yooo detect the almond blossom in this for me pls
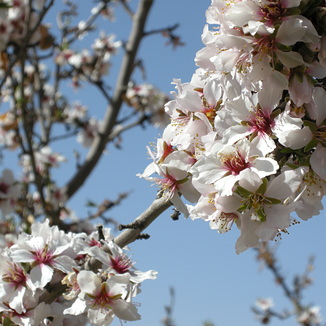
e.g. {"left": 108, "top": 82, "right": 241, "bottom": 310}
{"left": 64, "top": 271, "right": 140, "bottom": 325}
{"left": 0, "top": 219, "right": 155, "bottom": 325}
{"left": 9, "top": 219, "right": 77, "bottom": 288}
{"left": 0, "top": 256, "right": 35, "bottom": 314}
{"left": 141, "top": 0, "right": 325, "bottom": 253}
{"left": 191, "top": 138, "right": 279, "bottom": 197}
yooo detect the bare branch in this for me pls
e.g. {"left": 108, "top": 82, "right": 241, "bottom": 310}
{"left": 62, "top": 0, "right": 154, "bottom": 200}
{"left": 144, "top": 23, "right": 179, "bottom": 37}
{"left": 108, "top": 112, "right": 148, "bottom": 141}
{"left": 114, "top": 196, "right": 172, "bottom": 248}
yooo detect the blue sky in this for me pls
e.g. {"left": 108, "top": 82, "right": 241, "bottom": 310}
{"left": 31, "top": 1, "right": 326, "bottom": 325}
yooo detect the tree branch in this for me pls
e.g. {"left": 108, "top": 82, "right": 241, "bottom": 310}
{"left": 62, "top": 0, "right": 154, "bottom": 200}
{"left": 114, "top": 195, "right": 172, "bottom": 248}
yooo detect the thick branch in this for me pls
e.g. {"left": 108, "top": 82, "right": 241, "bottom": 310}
{"left": 63, "top": 0, "right": 153, "bottom": 200}
{"left": 114, "top": 196, "right": 172, "bottom": 248}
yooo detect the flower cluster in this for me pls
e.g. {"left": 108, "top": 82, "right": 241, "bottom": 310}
{"left": 140, "top": 0, "right": 326, "bottom": 253}
{"left": 55, "top": 32, "right": 121, "bottom": 83}
{"left": 0, "top": 0, "right": 52, "bottom": 51}
{"left": 0, "top": 219, "right": 156, "bottom": 326}
{"left": 125, "top": 82, "right": 170, "bottom": 127}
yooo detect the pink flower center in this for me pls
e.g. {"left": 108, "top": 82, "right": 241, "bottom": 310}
{"left": 248, "top": 108, "right": 274, "bottom": 136}
{"left": 202, "top": 106, "right": 217, "bottom": 122}
{"left": 259, "top": 1, "right": 286, "bottom": 26}
{"left": 221, "top": 151, "right": 250, "bottom": 175}
{"left": 159, "top": 174, "right": 179, "bottom": 195}
{"left": 254, "top": 35, "right": 275, "bottom": 56}
{"left": 89, "top": 238, "right": 102, "bottom": 247}
{"left": 0, "top": 182, "right": 9, "bottom": 194}
{"left": 33, "top": 246, "right": 54, "bottom": 265}
{"left": 2, "top": 263, "right": 27, "bottom": 289}
{"left": 92, "top": 283, "right": 121, "bottom": 309}
{"left": 159, "top": 141, "right": 174, "bottom": 163}
{"left": 110, "top": 255, "right": 133, "bottom": 274}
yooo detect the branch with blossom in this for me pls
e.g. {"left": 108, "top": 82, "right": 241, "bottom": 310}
{"left": 0, "top": 0, "right": 180, "bottom": 324}
{"left": 0, "top": 0, "right": 324, "bottom": 325}
{"left": 253, "top": 244, "right": 324, "bottom": 326}
{"left": 140, "top": 0, "right": 326, "bottom": 253}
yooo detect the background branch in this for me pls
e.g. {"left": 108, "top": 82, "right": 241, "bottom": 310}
{"left": 62, "top": 0, "right": 154, "bottom": 200}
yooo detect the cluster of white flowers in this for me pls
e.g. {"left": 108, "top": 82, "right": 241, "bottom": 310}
{"left": 125, "top": 82, "right": 170, "bottom": 127}
{"left": 55, "top": 32, "right": 121, "bottom": 83}
{"left": 140, "top": 0, "right": 326, "bottom": 253}
{"left": 0, "top": 0, "right": 49, "bottom": 51}
{"left": 0, "top": 219, "right": 156, "bottom": 325}
{"left": 20, "top": 146, "right": 66, "bottom": 182}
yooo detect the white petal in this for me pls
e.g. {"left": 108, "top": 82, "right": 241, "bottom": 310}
{"left": 252, "top": 158, "right": 279, "bottom": 178}
{"left": 276, "top": 18, "right": 306, "bottom": 45}
{"left": 277, "top": 51, "right": 304, "bottom": 68}
{"left": 77, "top": 271, "right": 100, "bottom": 295}
{"left": 10, "top": 249, "right": 34, "bottom": 263}
{"left": 31, "top": 264, "right": 53, "bottom": 288}
{"left": 265, "top": 168, "right": 307, "bottom": 199}
{"left": 64, "top": 298, "right": 87, "bottom": 315}
{"left": 53, "top": 255, "right": 77, "bottom": 274}
{"left": 310, "top": 145, "right": 326, "bottom": 180}
{"left": 111, "top": 299, "right": 141, "bottom": 321}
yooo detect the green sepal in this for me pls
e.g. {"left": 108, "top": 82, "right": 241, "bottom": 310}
{"left": 270, "top": 108, "right": 282, "bottom": 120}
{"left": 303, "top": 120, "right": 318, "bottom": 132}
{"left": 235, "top": 185, "right": 252, "bottom": 198}
{"left": 285, "top": 7, "right": 301, "bottom": 16}
{"left": 278, "top": 155, "right": 288, "bottom": 168}
{"left": 304, "top": 138, "right": 318, "bottom": 152}
{"left": 177, "top": 176, "right": 189, "bottom": 184}
{"left": 286, "top": 162, "right": 300, "bottom": 169}
{"left": 237, "top": 203, "right": 248, "bottom": 213}
{"left": 256, "top": 178, "right": 268, "bottom": 195}
{"left": 256, "top": 207, "right": 266, "bottom": 222}
{"left": 276, "top": 43, "right": 292, "bottom": 52}
{"left": 264, "top": 197, "right": 282, "bottom": 205}
{"left": 3, "top": 316, "right": 15, "bottom": 326}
